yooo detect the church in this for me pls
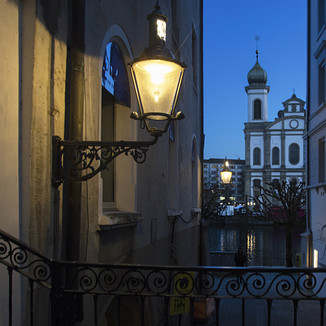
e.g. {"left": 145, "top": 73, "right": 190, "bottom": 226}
{"left": 243, "top": 51, "right": 306, "bottom": 198}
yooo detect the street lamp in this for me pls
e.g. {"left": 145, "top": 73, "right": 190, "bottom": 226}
{"left": 220, "top": 160, "right": 232, "bottom": 185}
{"left": 129, "top": 2, "right": 186, "bottom": 136}
{"left": 52, "top": 1, "right": 186, "bottom": 187}
{"left": 220, "top": 159, "right": 233, "bottom": 208}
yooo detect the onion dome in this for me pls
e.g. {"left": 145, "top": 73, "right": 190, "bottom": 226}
{"left": 247, "top": 50, "right": 267, "bottom": 85}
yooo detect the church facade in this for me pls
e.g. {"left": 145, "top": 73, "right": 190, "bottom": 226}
{"left": 244, "top": 52, "right": 306, "bottom": 199}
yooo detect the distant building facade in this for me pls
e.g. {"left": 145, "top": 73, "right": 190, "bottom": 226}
{"left": 305, "top": 0, "right": 326, "bottom": 268}
{"left": 244, "top": 52, "right": 306, "bottom": 199}
{"left": 204, "top": 158, "right": 245, "bottom": 204}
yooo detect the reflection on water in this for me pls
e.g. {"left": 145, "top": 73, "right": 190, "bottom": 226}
{"left": 208, "top": 222, "right": 304, "bottom": 266}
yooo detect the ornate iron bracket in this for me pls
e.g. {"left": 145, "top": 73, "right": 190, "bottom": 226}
{"left": 52, "top": 135, "right": 158, "bottom": 187}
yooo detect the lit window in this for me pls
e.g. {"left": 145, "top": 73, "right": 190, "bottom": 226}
{"left": 289, "top": 143, "right": 300, "bottom": 165}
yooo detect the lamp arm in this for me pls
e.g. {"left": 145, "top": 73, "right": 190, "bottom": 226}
{"left": 52, "top": 135, "right": 158, "bottom": 187}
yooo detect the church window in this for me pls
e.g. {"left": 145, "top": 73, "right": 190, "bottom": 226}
{"left": 253, "top": 147, "right": 261, "bottom": 165}
{"left": 319, "top": 62, "right": 325, "bottom": 106}
{"left": 253, "top": 99, "right": 262, "bottom": 120}
{"left": 289, "top": 143, "right": 300, "bottom": 165}
{"left": 253, "top": 179, "right": 261, "bottom": 197}
{"left": 319, "top": 137, "right": 325, "bottom": 183}
{"left": 272, "top": 147, "right": 280, "bottom": 165}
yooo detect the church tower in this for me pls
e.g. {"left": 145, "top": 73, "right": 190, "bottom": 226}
{"left": 243, "top": 49, "right": 306, "bottom": 202}
{"left": 245, "top": 50, "right": 270, "bottom": 122}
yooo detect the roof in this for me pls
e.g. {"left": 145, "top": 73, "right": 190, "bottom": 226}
{"left": 247, "top": 51, "right": 268, "bottom": 86}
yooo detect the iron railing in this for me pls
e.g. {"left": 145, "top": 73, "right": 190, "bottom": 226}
{"left": 0, "top": 229, "right": 326, "bottom": 325}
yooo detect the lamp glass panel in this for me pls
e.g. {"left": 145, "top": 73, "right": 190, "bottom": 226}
{"left": 157, "top": 19, "right": 166, "bottom": 41}
{"left": 220, "top": 171, "right": 232, "bottom": 184}
{"left": 131, "top": 59, "right": 184, "bottom": 120}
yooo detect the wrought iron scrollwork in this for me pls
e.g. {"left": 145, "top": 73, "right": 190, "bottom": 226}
{"left": 53, "top": 264, "right": 326, "bottom": 300}
{"left": 0, "top": 230, "right": 52, "bottom": 285}
{"left": 52, "top": 135, "right": 158, "bottom": 187}
{"left": 2, "top": 227, "right": 326, "bottom": 302}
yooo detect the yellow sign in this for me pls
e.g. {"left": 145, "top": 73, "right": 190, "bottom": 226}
{"left": 170, "top": 272, "right": 194, "bottom": 316}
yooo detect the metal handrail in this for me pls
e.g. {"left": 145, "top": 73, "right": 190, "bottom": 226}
{"left": 1, "top": 228, "right": 326, "bottom": 325}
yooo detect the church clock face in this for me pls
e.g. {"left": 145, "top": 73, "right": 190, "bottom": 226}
{"left": 289, "top": 119, "right": 299, "bottom": 129}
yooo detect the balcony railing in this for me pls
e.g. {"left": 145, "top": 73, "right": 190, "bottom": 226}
{"left": 0, "top": 229, "right": 326, "bottom": 325}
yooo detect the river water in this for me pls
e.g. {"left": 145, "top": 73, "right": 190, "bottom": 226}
{"left": 208, "top": 221, "right": 304, "bottom": 267}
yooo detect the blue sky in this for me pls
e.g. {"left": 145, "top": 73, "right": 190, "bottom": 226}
{"left": 203, "top": 0, "right": 307, "bottom": 159}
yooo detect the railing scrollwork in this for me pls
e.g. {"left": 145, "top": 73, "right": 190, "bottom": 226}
{"left": 2, "top": 228, "right": 326, "bottom": 325}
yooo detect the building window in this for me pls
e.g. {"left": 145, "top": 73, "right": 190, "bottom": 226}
{"left": 253, "top": 99, "right": 262, "bottom": 120}
{"left": 272, "top": 147, "right": 280, "bottom": 165}
{"left": 319, "top": 62, "right": 325, "bottom": 106}
{"left": 319, "top": 0, "right": 325, "bottom": 32}
{"left": 101, "top": 41, "right": 133, "bottom": 212}
{"left": 319, "top": 137, "right": 326, "bottom": 183}
{"left": 289, "top": 143, "right": 300, "bottom": 165}
{"left": 102, "top": 42, "right": 130, "bottom": 106}
{"left": 253, "top": 147, "right": 261, "bottom": 165}
{"left": 253, "top": 179, "right": 261, "bottom": 197}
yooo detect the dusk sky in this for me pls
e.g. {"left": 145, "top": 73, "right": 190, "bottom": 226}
{"left": 203, "top": 0, "right": 307, "bottom": 160}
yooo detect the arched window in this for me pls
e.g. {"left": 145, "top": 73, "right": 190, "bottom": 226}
{"left": 253, "top": 99, "right": 262, "bottom": 120}
{"left": 101, "top": 41, "right": 133, "bottom": 212}
{"left": 102, "top": 42, "right": 130, "bottom": 106}
{"left": 272, "top": 147, "right": 280, "bottom": 165}
{"left": 289, "top": 143, "right": 300, "bottom": 165}
{"left": 253, "top": 147, "right": 261, "bottom": 165}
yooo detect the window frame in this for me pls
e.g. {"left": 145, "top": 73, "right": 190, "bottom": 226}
{"left": 272, "top": 146, "right": 280, "bottom": 165}
{"left": 100, "top": 41, "right": 135, "bottom": 214}
{"left": 288, "top": 143, "right": 300, "bottom": 165}
{"left": 253, "top": 147, "right": 261, "bottom": 166}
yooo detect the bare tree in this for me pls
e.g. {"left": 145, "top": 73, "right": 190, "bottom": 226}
{"left": 252, "top": 179, "right": 306, "bottom": 267}
{"left": 202, "top": 183, "right": 226, "bottom": 219}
